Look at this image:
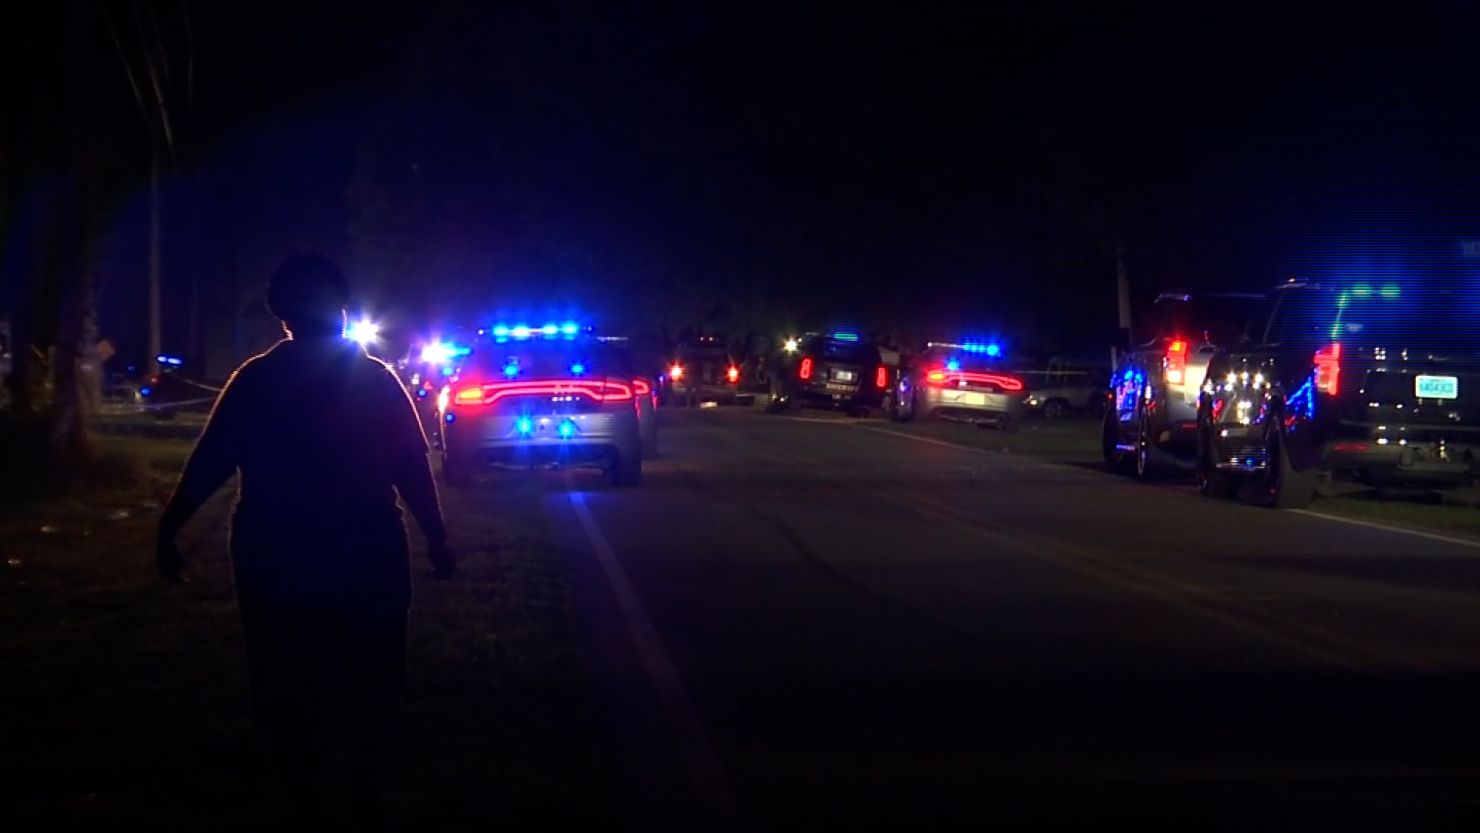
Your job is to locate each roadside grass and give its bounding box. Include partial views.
[1311,492,1480,539]
[1,436,604,829]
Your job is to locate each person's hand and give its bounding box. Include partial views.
[429,541,457,580]
[156,535,187,583]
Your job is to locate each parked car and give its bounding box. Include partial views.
[767,332,895,416]
[1017,359,1108,418]
[1102,291,1266,477]
[891,342,1025,429]
[666,335,752,406]
[1197,279,1480,507]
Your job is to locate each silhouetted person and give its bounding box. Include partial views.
[156,253,453,823]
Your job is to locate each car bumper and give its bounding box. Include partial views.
[1322,420,1480,485]
[920,388,1023,421]
[443,410,639,466]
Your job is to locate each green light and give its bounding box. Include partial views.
[1351,283,1372,297]
[1380,284,1401,299]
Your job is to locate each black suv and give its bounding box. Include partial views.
[767,333,894,416]
[1197,279,1480,507]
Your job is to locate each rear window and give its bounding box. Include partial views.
[1263,286,1479,352]
[1145,294,1264,345]
[467,339,627,377]
[806,338,876,364]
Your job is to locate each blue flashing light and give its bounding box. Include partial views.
[516,417,534,435]
[441,365,455,377]
[511,324,532,339]
[416,388,427,398]
[541,323,559,336]
[985,342,1002,358]
[832,331,860,342]
[444,413,456,424]
[503,361,520,379]
[570,362,587,376]
[140,386,153,397]
[156,354,183,367]
[558,419,576,439]
[477,328,486,336]
[946,358,961,372]
[492,325,511,338]
[560,322,580,336]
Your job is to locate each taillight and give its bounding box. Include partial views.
[451,380,634,406]
[727,365,740,384]
[632,379,652,396]
[926,369,947,384]
[799,357,814,380]
[1314,343,1341,396]
[1165,338,1188,385]
[669,364,684,381]
[924,369,1022,391]
[875,365,888,389]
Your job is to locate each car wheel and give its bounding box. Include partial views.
[1134,408,1158,479]
[1101,409,1130,471]
[1043,399,1069,419]
[1196,425,1238,499]
[612,447,643,487]
[1254,426,1314,509]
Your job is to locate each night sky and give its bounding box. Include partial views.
[7,1,1480,368]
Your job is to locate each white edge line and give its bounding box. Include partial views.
[566,490,736,810]
[1292,509,1480,551]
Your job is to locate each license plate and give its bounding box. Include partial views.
[956,392,987,406]
[1415,375,1459,399]
[826,383,853,393]
[833,370,856,382]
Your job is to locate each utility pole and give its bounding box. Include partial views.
[1114,236,1132,366]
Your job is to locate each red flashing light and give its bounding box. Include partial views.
[452,379,634,407]
[875,365,888,389]
[727,365,740,384]
[799,357,814,380]
[1314,343,1342,396]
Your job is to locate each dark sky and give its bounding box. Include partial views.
[9,1,1480,362]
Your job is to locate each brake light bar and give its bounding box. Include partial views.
[1164,337,1189,385]
[1314,343,1342,396]
[924,370,1023,392]
[452,379,634,406]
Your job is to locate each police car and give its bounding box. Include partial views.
[435,323,645,486]
[892,341,1025,430]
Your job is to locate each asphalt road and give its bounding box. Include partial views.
[459,407,1480,829]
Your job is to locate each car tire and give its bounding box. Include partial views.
[612,447,643,487]
[1134,407,1160,480]
[1195,426,1238,499]
[442,453,473,487]
[1101,409,1130,472]
[1043,399,1069,419]
[1254,427,1314,509]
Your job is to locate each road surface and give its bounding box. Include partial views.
[460,406,1480,828]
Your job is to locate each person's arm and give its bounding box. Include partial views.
[382,368,455,577]
[155,371,245,579]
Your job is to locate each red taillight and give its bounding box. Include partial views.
[669,364,684,381]
[727,365,740,384]
[875,365,888,389]
[799,357,814,380]
[1314,343,1341,396]
[451,379,633,406]
[632,379,652,395]
[924,369,1023,392]
[1164,337,1189,385]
